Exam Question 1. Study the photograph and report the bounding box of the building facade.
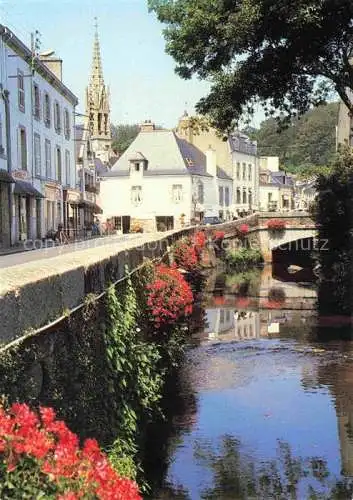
[259,157,294,212]
[176,114,259,218]
[229,132,259,216]
[100,121,233,232]
[0,25,78,247]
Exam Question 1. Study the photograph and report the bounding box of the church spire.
[90,17,104,88]
[85,18,112,164]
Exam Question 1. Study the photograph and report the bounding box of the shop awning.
[78,199,103,214]
[0,169,15,183]
[14,180,44,198]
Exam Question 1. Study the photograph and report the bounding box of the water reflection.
[150,266,353,499]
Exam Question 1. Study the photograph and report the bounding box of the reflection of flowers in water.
[235,297,251,309]
[268,287,286,303]
[263,300,283,309]
[214,296,226,306]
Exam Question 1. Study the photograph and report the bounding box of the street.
[0,234,144,269]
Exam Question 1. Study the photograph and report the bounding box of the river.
[147,264,353,499]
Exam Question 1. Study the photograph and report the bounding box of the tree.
[111,124,140,155]
[149,0,353,131]
[249,103,339,173]
[311,147,353,315]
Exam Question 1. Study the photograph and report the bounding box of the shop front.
[63,188,81,240]
[78,191,103,237]
[44,183,62,238]
[12,171,44,244]
[0,169,14,248]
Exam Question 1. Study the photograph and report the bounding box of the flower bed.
[266,219,286,231]
[147,264,193,328]
[0,403,141,499]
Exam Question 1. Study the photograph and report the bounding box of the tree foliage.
[312,147,353,315]
[111,124,140,155]
[246,103,339,174]
[149,0,353,130]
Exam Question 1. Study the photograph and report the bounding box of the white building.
[294,178,317,211]
[0,25,78,247]
[228,132,259,216]
[100,121,233,232]
[176,115,259,218]
[259,157,294,212]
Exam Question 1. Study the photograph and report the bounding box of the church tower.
[85,19,112,164]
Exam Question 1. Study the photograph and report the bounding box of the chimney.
[140,120,155,132]
[205,145,217,177]
[39,55,63,81]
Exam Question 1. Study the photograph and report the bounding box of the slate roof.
[103,129,232,180]
[260,169,294,187]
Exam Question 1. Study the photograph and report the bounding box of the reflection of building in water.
[205,308,235,339]
[233,311,260,341]
[204,308,260,341]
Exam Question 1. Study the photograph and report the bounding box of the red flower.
[213,230,225,241]
[0,403,142,499]
[266,219,286,230]
[239,224,249,235]
[235,297,251,309]
[263,300,283,309]
[147,264,194,327]
[214,296,226,306]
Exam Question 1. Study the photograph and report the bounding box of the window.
[65,150,70,186]
[172,184,183,203]
[131,185,142,205]
[248,164,252,181]
[18,70,25,111]
[56,146,62,182]
[248,190,252,207]
[220,309,225,324]
[198,181,204,204]
[219,186,224,205]
[225,187,230,206]
[44,93,51,127]
[236,162,240,180]
[54,101,61,133]
[19,127,27,170]
[45,139,51,179]
[64,109,70,140]
[268,192,272,201]
[135,163,140,172]
[33,84,40,120]
[242,190,247,204]
[34,133,41,177]
[242,162,246,180]
[236,188,241,204]
[0,114,3,151]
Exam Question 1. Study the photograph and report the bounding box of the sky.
[0,0,264,129]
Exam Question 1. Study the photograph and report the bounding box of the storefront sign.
[64,189,81,203]
[12,169,29,180]
[45,184,61,201]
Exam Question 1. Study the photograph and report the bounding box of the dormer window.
[129,152,148,173]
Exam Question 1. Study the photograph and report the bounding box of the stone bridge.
[208,212,317,263]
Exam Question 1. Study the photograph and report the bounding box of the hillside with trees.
[111,124,140,155]
[245,103,339,176]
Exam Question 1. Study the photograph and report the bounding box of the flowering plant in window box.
[238,224,249,236]
[266,219,286,231]
[212,230,225,242]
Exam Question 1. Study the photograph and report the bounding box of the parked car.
[203,216,222,225]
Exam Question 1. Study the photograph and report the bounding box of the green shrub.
[225,248,264,270]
